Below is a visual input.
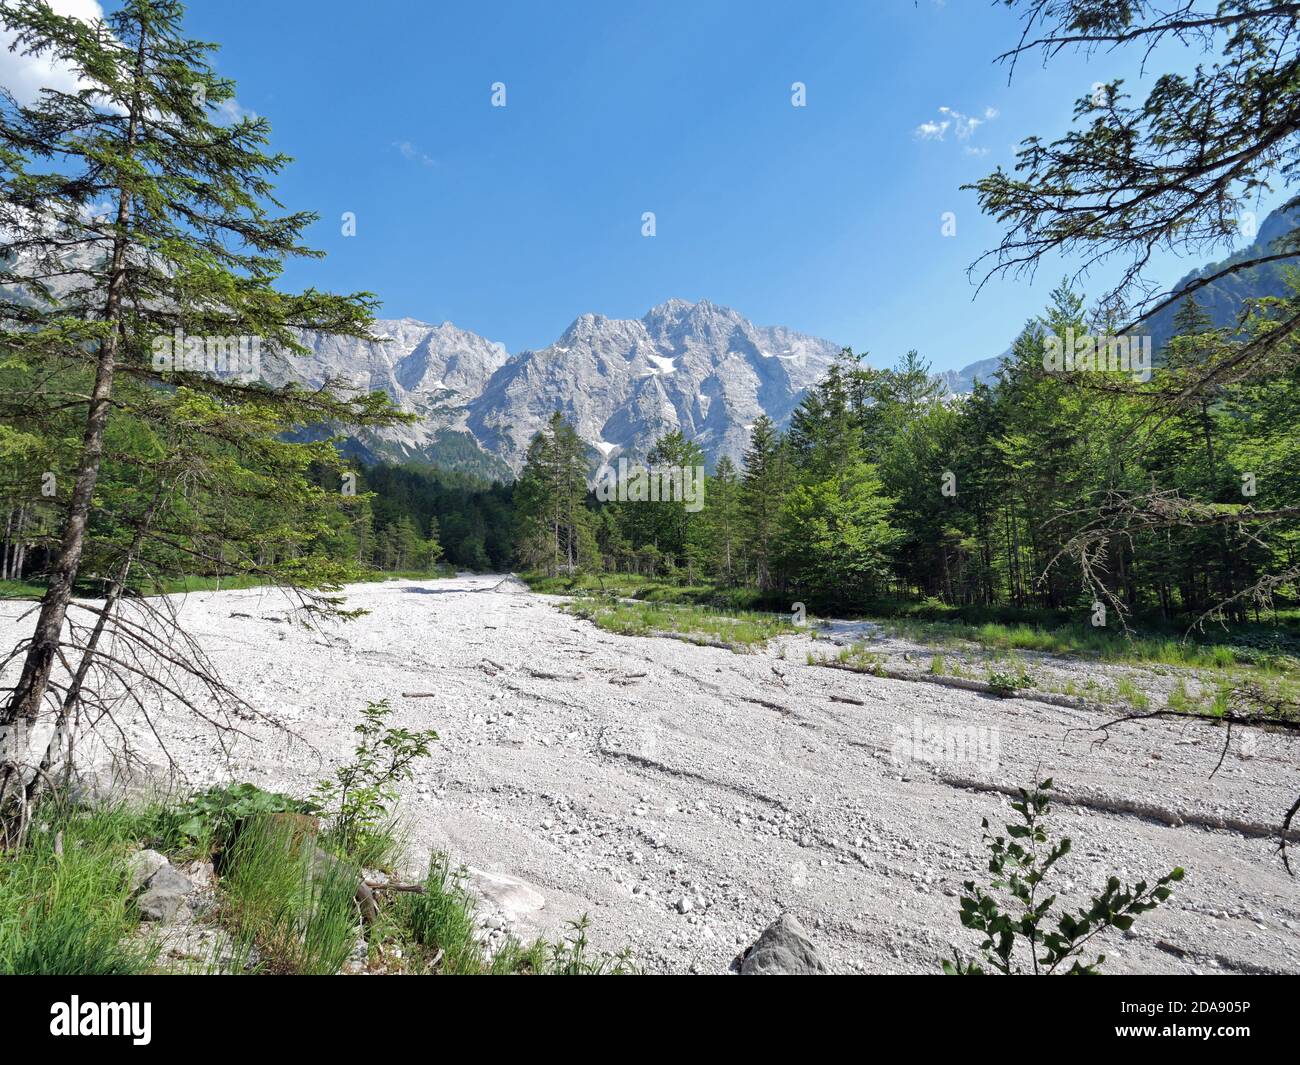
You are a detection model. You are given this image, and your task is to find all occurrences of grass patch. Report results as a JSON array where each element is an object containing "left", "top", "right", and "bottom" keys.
[
  {"left": 0, "top": 773, "right": 635, "bottom": 976},
  {"left": 563, "top": 596, "right": 796, "bottom": 650},
  {"left": 834, "top": 643, "right": 887, "bottom": 675},
  {"left": 0, "top": 579, "right": 45, "bottom": 600},
  {"left": 0, "top": 804, "right": 158, "bottom": 975},
  {"left": 218, "top": 813, "right": 360, "bottom": 975},
  {"left": 522, "top": 570, "right": 765, "bottom": 611},
  {"left": 397, "top": 853, "right": 634, "bottom": 975},
  {"left": 880, "top": 616, "right": 1300, "bottom": 676},
  {"left": 1112, "top": 676, "right": 1149, "bottom": 711}
]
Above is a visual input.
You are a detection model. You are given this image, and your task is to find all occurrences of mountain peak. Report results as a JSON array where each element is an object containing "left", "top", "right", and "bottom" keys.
[
  {"left": 644, "top": 297, "right": 696, "bottom": 316},
  {"left": 294, "top": 298, "right": 844, "bottom": 477}
]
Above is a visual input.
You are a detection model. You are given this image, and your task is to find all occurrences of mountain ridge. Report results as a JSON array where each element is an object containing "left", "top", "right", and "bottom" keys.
[{"left": 297, "top": 297, "right": 846, "bottom": 478}]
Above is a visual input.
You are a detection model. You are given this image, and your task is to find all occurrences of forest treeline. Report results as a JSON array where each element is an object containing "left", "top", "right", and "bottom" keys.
[
  {"left": 513, "top": 281, "right": 1300, "bottom": 625},
  {"left": 6, "top": 276, "right": 1296, "bottom": 628}
]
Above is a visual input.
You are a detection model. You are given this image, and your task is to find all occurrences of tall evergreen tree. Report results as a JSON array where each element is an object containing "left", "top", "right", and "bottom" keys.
[
  {"left": 0, "top": 0, "right": 403, "bottom": 808},
  {"left": 739, "top": 415, "right": 786, "bottom": 593},
  {"left": 514, "top": 412, "right": 594, "bottom": 575}
]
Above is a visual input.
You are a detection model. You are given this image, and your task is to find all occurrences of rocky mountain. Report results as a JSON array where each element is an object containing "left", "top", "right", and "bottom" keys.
[
  {"left": 935, "top": 355, "right": 1002, "bottom": 396},
  {"left": 16, "top": 205, "right": 1291, "bottom": 481},
  {"left": 467, "top": 298, "right": 840, "bottom": 473},
  {"left": 283, "top": 319, "right": 514, "bottom": 478},
  {"left": 295, "top": 299, "right": 842, "bottom": 477},
  {"left": 1138, "top": 205, "right": 1298, "bottom": 352}
]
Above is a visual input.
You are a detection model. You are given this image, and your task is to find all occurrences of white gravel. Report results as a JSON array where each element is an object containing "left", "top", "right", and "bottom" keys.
[{"left": 4, "top": 574, "right": 1299, "bottom": 974}]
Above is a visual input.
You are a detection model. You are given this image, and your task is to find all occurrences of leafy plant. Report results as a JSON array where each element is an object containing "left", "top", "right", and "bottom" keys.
[
  {"left": 398, "top": 852, "right": 635, "bottom": 975},
  {"left": 162, "top": 782, "right": 319, "bottom": 853},
  {"left": 545, "top": 915, "right": 637, "bottom": 975},
  {"left": 0, "top": 804, "right": 157, "bottom": 975},
  {"left": 313, "top": 701, "right": 439, "bottom": 864},
  {"left": 986, "top": 667, "right": 1033, "bottom": 697},
  {"left": 943, "top": 779, "right": 1183, "bottom": 974}
]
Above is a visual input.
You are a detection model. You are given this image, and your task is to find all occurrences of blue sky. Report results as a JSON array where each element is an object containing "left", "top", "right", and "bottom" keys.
[{"left": 177, "top": 0, "right": 1285, "bottom": 372}]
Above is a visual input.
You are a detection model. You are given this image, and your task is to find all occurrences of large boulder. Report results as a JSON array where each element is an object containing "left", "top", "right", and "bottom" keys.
[
  {"left": 739, "top": 914, "right": 828, "bottom": 975},
  {"left": 126, "top": 849, "right": 169, "bottom": 893},
  {"left": 466, "top": 867, "right": 546, "bottom": 922},
  {"left": 136, "top": 863, "right": 195, "bottom": 922}
]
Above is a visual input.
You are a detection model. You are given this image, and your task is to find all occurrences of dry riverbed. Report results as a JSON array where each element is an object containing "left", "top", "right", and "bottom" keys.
[{"left": 3, "top": 575, "right": 1299, "bottom": 974}]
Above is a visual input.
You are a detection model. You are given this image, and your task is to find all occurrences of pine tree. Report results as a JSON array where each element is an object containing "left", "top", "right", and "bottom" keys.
[
  {"left": 705, "top": 455, "right": 740, "bottom": 584},
  {"left": 514, "top": 412, "right": 593, "bottom": 575},
  {"left": 739, "top": 415, "right": 785, "bottom": 593},
  {"left": 0, "top": 0, "right": 404, "bottom": 808}
]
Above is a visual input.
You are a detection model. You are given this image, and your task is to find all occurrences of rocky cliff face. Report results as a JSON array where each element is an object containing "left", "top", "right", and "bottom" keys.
[
  {"left": 143, "top": 207, "right": 1300, "bottom": 478},
  {"left": 282, "top": 319, "right": 513, "bottom": 476},
  {"left": 293, "top": 299, "right": 843, "bottom": 476},
  {"left": 466, "top": 298, "right": 842, "bottom": 472}
]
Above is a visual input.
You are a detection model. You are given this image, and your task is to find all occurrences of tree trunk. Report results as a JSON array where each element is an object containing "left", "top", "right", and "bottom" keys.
[
  {"left": 1, "top": 27, "right": 146, "bottom": 778},
  {"left": 27, "top": 486, "right": 166, "bottom": 807}
]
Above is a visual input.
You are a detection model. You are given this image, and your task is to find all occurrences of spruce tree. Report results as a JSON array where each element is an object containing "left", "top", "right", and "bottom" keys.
[{"left": 0, "top": 0, "right": 404, "bottom": 806}]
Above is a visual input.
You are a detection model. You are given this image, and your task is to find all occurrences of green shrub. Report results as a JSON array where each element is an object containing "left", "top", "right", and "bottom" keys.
[
  {"left": 312, "top": 700, "right": 438, "bottom": 866},
  {"left": 156, "top": 782, "right": 319, "bottom": 855},
  {"left": 986, "top": 668, "right": 1032, "bottom": 697},
  {"left": 944, "top": 780, "right": 1183, "bottom": 974}
]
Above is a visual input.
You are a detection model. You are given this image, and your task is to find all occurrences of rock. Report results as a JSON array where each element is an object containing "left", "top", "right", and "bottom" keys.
[
  {"left": 676, "top": 896, "right": 693, "bottom": 914},
  {"left": 466, "top": 868, "right": 546, "bottom": 923},
  {"left": 127, "top": 849, "right": 168, "bottom": 892},
  {"left": 183, "top": 860, "right": 214, "bottom": 888},
  {"left": 490, "top": 574, "right": 531, "bottom": 595},
  {"left": 739, "top": 914, "right": 828, "bottom": 975},
  {"left": 136, "top": 864, "right": 195, "bottom": 922}
]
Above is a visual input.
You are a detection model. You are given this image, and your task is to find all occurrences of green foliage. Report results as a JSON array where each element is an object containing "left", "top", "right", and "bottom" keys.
[
  {"left": 986, "top": 667, "right": 1033, "bottom": 697},
  {"left": 0, "top": 805, "right": 156, "bottom": 975},
  {"left": 158, "top": 782, "right": 319, "bottom": 854},
  {"left": 355, "top": 463, "right": 512, "bottom": 572},
  {"left": 312, "top": 700, "right": 439, "bottom": 865},
  {"left": 514, "top": 412, "right": 597, "bottom": 575},
  {"left": 944, "top": 780, "right": 1184, "bottom": 974},
  {"left": 399, "top": 852, "right": 497, "bottom": 973},
  {"left": 219, "top": 812, "right": 359, "bottom": 975},
  {"left": 563, "top": 596, "right": 796, "bottom": 650},
  {"left": 398, "top": 852, "right": 634, "bottom": 975},
  {"left": 834, "top": 642, "right": 887, "bottom": 675}
]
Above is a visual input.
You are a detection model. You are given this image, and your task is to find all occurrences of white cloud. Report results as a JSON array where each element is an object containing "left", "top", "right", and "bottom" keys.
[
  {"left": 216, "top": 97, "right": 258, "bottom": 124},
  {"left": 0, "top": 0, "right": 105, "bottom": 104},
  {"left": 393, "top": 140, "right": 436, "bottom": 167},
  {"left": 939, "top": 106, "right": 982, "bottom": 140},
  {"left": 914, "top": 120, "right": 950, "bottom": 141},
  {"left": 964, "top": 146, "right": 990, "bottom": 157},
  {"left": 914, "top": 105, "right": 998, "bottom": 145}
]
